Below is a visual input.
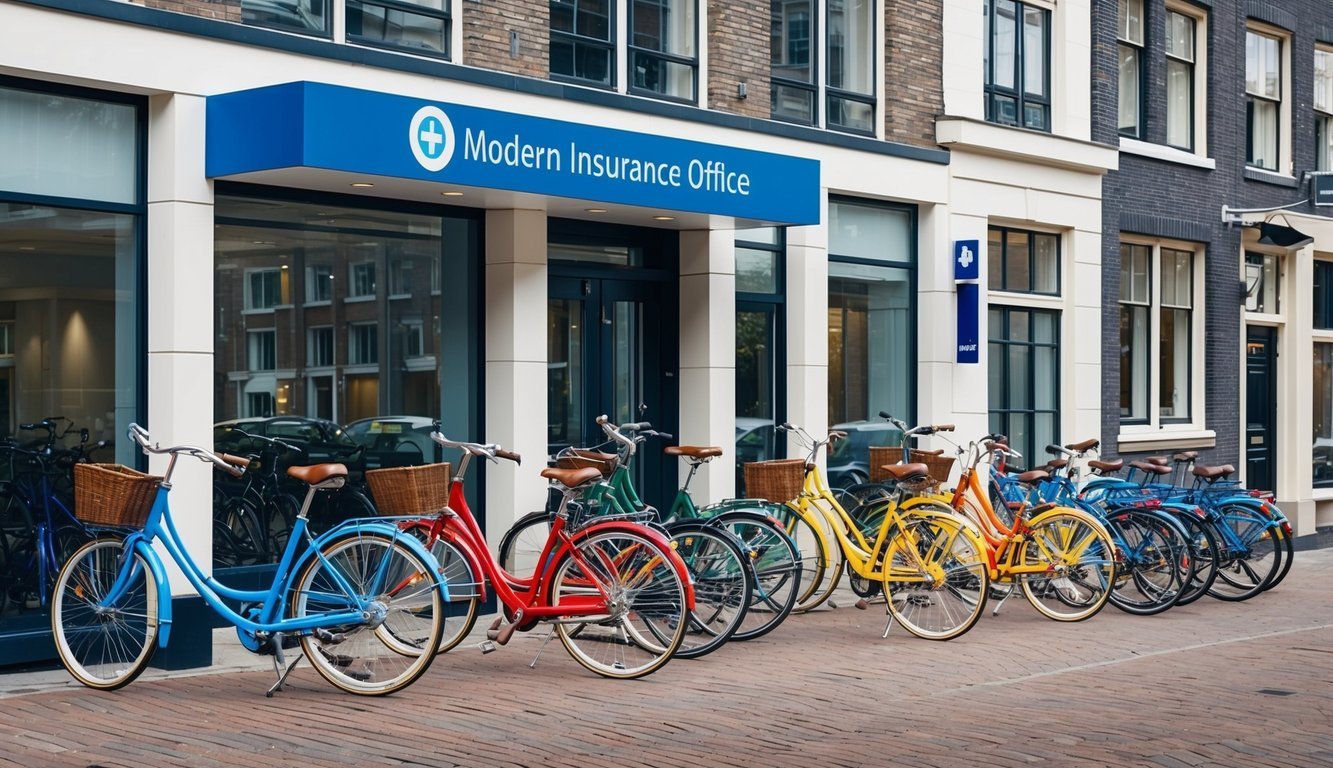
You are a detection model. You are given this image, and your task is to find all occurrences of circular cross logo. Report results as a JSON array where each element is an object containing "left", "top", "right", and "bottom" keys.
[{"left": 409, "top": 105, "right": 455, "bottom": 173}]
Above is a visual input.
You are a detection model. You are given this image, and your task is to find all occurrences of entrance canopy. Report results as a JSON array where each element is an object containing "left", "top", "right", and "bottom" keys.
[{"left": 206, "top": 82, "right": 821, "bottom": 227}]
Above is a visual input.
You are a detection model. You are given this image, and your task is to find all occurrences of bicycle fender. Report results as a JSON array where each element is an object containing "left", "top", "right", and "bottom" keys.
[
  {"left": 131, "top": 537, "right": 173, "bottom": 649},
  {"left": 292, "top": 522, "right": 452, "bottom": 603},
  {"left": 566, "top": 520, "right": 696, "bottom": 610}
]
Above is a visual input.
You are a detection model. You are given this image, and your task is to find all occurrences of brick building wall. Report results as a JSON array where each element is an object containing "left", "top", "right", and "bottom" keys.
[
  {"left": 1097, "top": 0, "right": 1332, "bottom": 466},
  {"left": 141, "top": 0, "right": 239, "bottom": 23},
  {"left": 883, "top": 0, "right": 943, "bottom": 147},
  {"left": 706, "top": 0, "right": 770, "bottom": 118},
  {"left": 461, "top": 0, "right": 549, "bottom": 77}
]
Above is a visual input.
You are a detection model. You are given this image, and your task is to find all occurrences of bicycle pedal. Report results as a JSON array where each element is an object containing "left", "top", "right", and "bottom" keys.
[
  {"left": 853, "top": 598, "right": 868, "bottom": 610},
  {"left": 313, "top": 628, "right": 345, "bottom": 645},
  {"left": 478, "top": 640, "right": 497, "bottom": 654}
]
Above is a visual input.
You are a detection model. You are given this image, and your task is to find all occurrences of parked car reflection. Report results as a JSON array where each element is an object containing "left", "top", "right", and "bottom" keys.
[{"left": 342, "top": 416, "right": 441, "bottom": 470}]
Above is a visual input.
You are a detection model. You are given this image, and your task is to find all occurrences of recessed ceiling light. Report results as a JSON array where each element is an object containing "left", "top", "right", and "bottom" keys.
[
  {"left": 350, "top": 182, "right": 374, "bottom": 188},
  {"left": 442, "top": 191, "right": 464, "bottom": 197},
  {"left": 653, "top": 216, "right": 675, "bottom": 221},
  {"left": 18, "top": 246, "right": 35, "bottom": 251},
  {"left": 585, "top": 208, "right": 608, "bottom": 214}
]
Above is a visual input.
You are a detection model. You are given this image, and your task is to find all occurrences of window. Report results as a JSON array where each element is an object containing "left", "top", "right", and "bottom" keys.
[
  {"left": 735, "top": 227, "right": 785, "bottom": 494},
  {"left": 1165, "top": 9, "right": 1196, "bottom": 150},
  {"left": 389, "top": 257, "right": 413, "bottom": 297},
  {"left": 403, "top": 320, "right": 425, "bottom": 357},
  {"left": 248, "top": 330, "right": 276, "bottom": 371},
  {"left": 827, "top": 0, "right": 875, "bottom": 133},
  {"left": 1316, "top": 260, "right": 1333, "bottom": 330},
  {"left": 350, "top": 323, "right": 378, "bottom": 365},
  {"left": 347, "top": 0, "right": 449, "bottom": 58},
  {"left": 987, "top": 226, "right": 1059, "bottom": 294},
  {"left": 350, "top": 262, "right": 376, "bottom": 298},
  {"left": 1244, "top": 252, "right": 1279, "bottom": 314},
  {"left": 772, "top": 0, "right": 816, "bottom": 124},
  {"left": 306, "top": 264, "right": 333, "bottom": 303},
  {"left": 1119, "top": 240, "right": 1200, "bottom": 426},
  {"left": 247, "top": 269, "right": 286, "bottom": 310},
  {"left": 1118, "top": 0, "right": 1144, "bottom": 138},
  {"left": 241, "top": 0, "right": 328, "bottom": 36},
  {"left": 551, "top": 0, "right": 614, "bottom": 86},
  {"left": 1316, "top": 262, "right": 1333, "bottom": 486},
  {"left": 989, "top": 307, "right": 1059, "bottom": 467},
  {"left": 308, "top": 326, "right": 334, "bottom": 367},
  {"left": 985, "top": 0, "right": 1050, "bottom": 131},
  {"left": 1246, "top": 27, "right": 1283, "bottom": 171},
  {"left": 0, "top": 321, "right": 11, "bottom": 356},
  {"left": 1316, "top": 48, "right": 1333, "bottom": 171},
  {"left": 246, "top": 391, "right": 275, "bottom": 418},
  {"left": 629, "top": 0, "right": 697, "bottom": 102}
]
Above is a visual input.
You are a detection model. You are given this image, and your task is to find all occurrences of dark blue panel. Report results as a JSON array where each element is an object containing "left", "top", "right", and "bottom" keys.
[
  {"left": 957, "top": 282, "right": 979, "bottom": 364},
  {"left": 206, "top": 82, "right": 307, "bottom": 177}
]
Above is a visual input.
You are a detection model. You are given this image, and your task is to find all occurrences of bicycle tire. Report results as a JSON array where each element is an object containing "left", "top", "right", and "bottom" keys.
[
  {"left": 1164, "top": 507, "right": 1218, "bottom": 606},
  {"left": 881, "top": 512, "right": 989, "bottom": 640},
  {"left": 1019, "top": 509, "right": 1116, "bottom": 622},
  {"left": 1102, "top": 507, "right": 1186, "bottom": 616},
  {"left": 289, "top": 530, "right": 444, "bottom": 695},
  {"left": 770, "top": 503, "right": 840, "bottom": 612},
  {"left": 705, "top": 511, "right": 800, "bottom": 641},
  {"left": 51, "top": 537, "right": 159, "bottom": 690},
  {"left": 425, "top": 534, "right": 482, "bottom": 654},
  {"left": 1206, "top": 504, "right": 1281, "bottom": 602},
  {"left": 550, "top": 527, "right": 688, "bottom": 679},
  {"left": 216, "top": 497, "right": 269, "bottom": 566},
  {"left": 663, "top": 522, "right": 751, "bottom": 659},
  {"left": 497, "top": 510, "right": 553, "bottom": 576}
]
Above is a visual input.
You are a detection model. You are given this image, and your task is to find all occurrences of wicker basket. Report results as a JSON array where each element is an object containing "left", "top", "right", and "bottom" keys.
[
  {"left": 73, "top": 463, "right": 162, "bottom": 528},
  {"left": 868, "top": 447, "right": 956, "bottom": 487},
  {"left": 743, "top": 459, "right": 806, "bottom": 503},
  {"left": 364, "top": 462, "right": 452, "bottom": 516},
  {"left": 553, "top": 449, "right": 618, "bottom": 478}
]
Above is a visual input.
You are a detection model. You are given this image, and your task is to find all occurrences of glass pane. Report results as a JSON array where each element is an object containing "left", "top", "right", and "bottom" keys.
[
  {"left": 242, "top": 0, "right": 328, "bottom": 34},
  {"left": 771, "top": 0, "right": 814, "bottom": 83},
  {"left": 1248, "top": 98, "right": 1279, "bottom": 170},
  {"left": 1317, "top": 49, "right": 1333, "bottom": 115},
  {"left": 632, "top": 52, "right": 695, "bottom": 100},
  {"left": 548, "top": 298, "right": 584, "bottom": 446},
  {"left": 633, "top": 0, "right": 695, "bottom": 56},
  {"left": 827, "top": 264, "right": 912, "bottom": 427},
  {"left": 1118, "top": 0, "right": 1143, "bottom": 44},
  {"left": 1119, "top": 44, "right": 1140, "bottom": 136},
  {"left": 992, "top": 0, "right": 1017, "bottom": 90},
  {"left": 1032, "top": 311, "right": 1056, "bottom": 343},
  {"left": 771, "top": 83, "right": 816, "bottom": 124},
  {"left": 0, "top": 87, "right": 137, "bottom": 204},
  {"left": 1034, "top": 345, "right": 1056, "bottom": 408},
  {"left": 1120, "top": 305, "right": 1148, "bottom": 420},
  {"left": 576, "top": 0, "right": 611, "bottom": 40},
  {"left": 1022, "top": 5, "right": 1047, "bottom": 98},
  {"left": 611, "top": 301, "right": 641, "bottom": 427},
  {"left": 1009, "top": 309, "right": 1030, "bottom": 342},
  {"left": 988, "top": 227, "right": 1003, "bottom": 288},
  {"left": 347, "top": 1, "right": 448, "bottom": 55},
  {"left": 736, "top": 226, "right": 778, "bottom": 245},
  {"left": 549, "top": 242, "right": 637, "bottom": 265},
  {"left": 829, "top": 201, "right": 912, "bottom": 262},
  {"left": 1161, "top": 248, "right": 1192, "bottom": 307},
  {"left": 736, "top": 247, "right": 779, "bottom": 293},
  {"left": 1005, "top": 230, "right": 1030, "bottom": 292},
  {"left": 1318, "top": 115, "right": 1333, "bottom": 172},
  {"left": 829, "top": 95, "right": 875, "bottom": 133},
  {"left": 1033, "top": 233, "right": 1058, "bottom": 293},
  {"left": 1245, "top": 252, "right": 1279, "bottom": 314},
  {"left": 1166, "top": 59, "right": 1193, "bottom": 149},
  {"left": 1009, "top": 343, "right": 1031, "bottom": 408},
  {"left": 1159, "top": 307, "right": 1190, "bottom": 419},
  {"left": 827, "top": 0, "right": 873, "bottom": 96},
  {"left": 988, "top": 307, "right": 1004, "bottom": 341},
  {"left": 1246, "top": 31, "right": 1281, "bottom": 99},
  {"left": 1166, "top": 11, "right": 1193, "bottom": 60},
  {"left": 736, "top": 310, "right": 775, "bottom": 420},
  {"left": 1315, "top": 342, "right": 1333, "bottom": 484}
]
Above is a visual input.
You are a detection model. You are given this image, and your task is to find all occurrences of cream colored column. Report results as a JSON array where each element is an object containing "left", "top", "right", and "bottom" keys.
[
  {"left": 785, "top": 200, "right": 829, "bottom": 461},
  {"left": 485, "top": 209, "right": 548, "bottom": 544},
  {"left": 678, "top": 229, "right": 736, "bottom": 500},
  {"left": 146, "top": 93, "right": 214, "bottom": 589}
]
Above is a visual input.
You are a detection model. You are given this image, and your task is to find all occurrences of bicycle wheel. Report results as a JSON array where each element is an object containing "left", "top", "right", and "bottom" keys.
[
  {"left": 1165, "top": 507, "right": 1218, "bottom": 607},
  {"left": 881, "top": 512, "right": 988, "bottom": 640},
  {"left": 708, "top": 512, "right": 800, "bottom": 641},
  {"left": 1207, "top": 504, "right": 1281, "bottom": 602},
  {"left": 497, "top": 510, "right": 554, "bottom": 576},
  {"left": 1102, "top": 508, "right": 1186, "bottom": 616},
  {"left": 550, "top": 528, "right": 688, "bottom": 679},
  {"left": 51, "top": 537, "right": 159, "bottom": 690},
  {"left": 1020, "top": 510, "right": 1116, "bottom": 621},
  {"left": 426, "top": 534, "right": 481, "bottom": 654},
  {"left": 665, "top": 523, "right": 751, "bottom": 659},
  {"left": 770, "top": 504, "right": 840, "bottom": 612},
  {"left": 216, "top": 497, "right": 269, "bottom": 565},
  {"left": 289, "top": 530, "right": 443, "bottom": 695},
  {"left": 262, "top": 493, "right": 300, "bottom": 558}
]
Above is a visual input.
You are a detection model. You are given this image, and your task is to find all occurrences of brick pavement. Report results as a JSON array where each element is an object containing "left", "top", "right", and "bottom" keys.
[{"left": 1, "top": 549, "right": 1331, "bottom": 767}]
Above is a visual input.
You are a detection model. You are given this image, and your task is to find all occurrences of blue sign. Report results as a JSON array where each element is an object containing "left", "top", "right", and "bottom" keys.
[
  {"left": 206, "top": 82, "right": 821, "bottom": 225},
  {"left": 953, "top": 239, "right": 980, "bottom": 281},
  {"left": 957, "top": 282, "right": 979, "bottom": 364}
]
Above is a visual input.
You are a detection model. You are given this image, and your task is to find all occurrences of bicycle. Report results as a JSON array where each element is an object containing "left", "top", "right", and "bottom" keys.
[
  {"left": 211, "top": 429, "right": 303, "bottom": 567},
  {"left": 376, "top": 431, "right": 694, "bottom": 679},
  {"left": 499, "top": 416, "right": 801, "bottom": 646},
  {"left": 762, "top": 421, "right": 991, "bottom": 640},
  {"left": 51, "top": 423, "right": 447, "bottom": 696}
]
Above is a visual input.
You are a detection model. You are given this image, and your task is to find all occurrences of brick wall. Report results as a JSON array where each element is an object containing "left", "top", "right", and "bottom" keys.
[
  {"left": 706, "top": 0, "right": 770, "bottom": 118},
  {"left": 884, "top": 0, "right": 943, "bottom": 147},
  {"left": 461, "top": 0, "right": 549, "bottom": 77}
]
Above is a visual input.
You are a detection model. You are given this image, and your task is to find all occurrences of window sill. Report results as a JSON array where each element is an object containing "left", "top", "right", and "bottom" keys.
[
  {"left": 1117, "top": 428, "right": 1216, "bottom": 452},
  {"left": 1243, "top": 167, "right": 1299, "bottom": 187},
  {"left": 1119, "top": 138, "right": 1215, "bottom": 170},
  {"left": 344, "top": 364, "right": 378, "bottom": 374},
  {"left": 343, "top": 295, "right": 375, "bottom": 304},
  {"left": 304, "top": 300, "right": 332, "bottom": 308}
]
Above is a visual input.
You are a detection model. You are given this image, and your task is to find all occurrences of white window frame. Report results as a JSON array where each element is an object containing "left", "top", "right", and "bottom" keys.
[
  {"left": 1165, "top": 2, "right": 1206, "bottom": 155},
  {"left": 348, "top": 261, "right": 376, "bottom": 300},
  {"left": 244, "top": 268, "right": 286, "bottom": 312},
  {"left": 402, "top": 320, "right": 425, "bottom": 358},
  {"left": 247, "top": 329, "right": 277, "bottom": 371},
  {"left": 1245, "top": 22, "right": 1291, "bottom": 176},
  {"left": 389, "top": 257, "right": 413, "bottom": 298},
  {"left": 1117, "top": 0, "right": 1144, "bottom": 139},
  {"left": 349, "top": 321, "right": 378, "bottom": 365},
  {"left": 1118, "top": 237, "right": 1211, "bottom": 446},
  {"left": 1316, "top": 46, "right": 1333, "bottom": 171},
  {"left": 308, "top": 325, "right": 335, "bottom": 368},
  {"left": 306, "top": 264, "right": 333, "bottom": 305}
]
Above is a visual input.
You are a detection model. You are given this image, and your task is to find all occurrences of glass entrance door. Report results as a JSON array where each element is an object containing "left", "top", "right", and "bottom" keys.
[
  {"left": 549, "top": 277, "right": 674, "bottom": 505},
  {"left": 1245, "top": 326, "right": 1277, "bottom": 491}
]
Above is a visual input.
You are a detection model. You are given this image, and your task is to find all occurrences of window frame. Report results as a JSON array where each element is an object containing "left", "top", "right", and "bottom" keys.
[
  {"left": 824, "top": 0, "right": 877, "bottom": 136},
  {"left": 987, "top": 224, "right": 1061, "bottom": 296},
  {"left": 987, "top": 305, "right": 1061, "bottom": 469},
  {"left": 348, "top": 321, "right": 379, "bottom": 366},
  {"left": 308, "top": 325, "right": 335, "bottom": 368},
  {"left": 245, "top": 267, "right": 286, "bottom": 312},
  {"left": 348, "top": 260, "right": 376, "bottom": 300},
  {"left": 1118, "top": 0, "right": 1145, "bottom": 139},
  {"left": 550, "top": 0, "right": 618, "bottom": 90},
  {"left": 771, "top": 0, "right": 820, "bottom": 127},
  {"left": 1164, "top": 4, "right": 1201, "bottom": 152},
  {"left": 1245, "top": 23, "right": 1288, "bottom": 174},
  {"left": 627, "top": 0, "right": 699, "bottom": 104},
  {"left": 1315, "top": 46, "right": 1333, "bottom": 171},
  {"left": 984, "top": 0, "right": 1051, "bottom": 132},
  {"left": 247, "top": 329, "right": 277, "bottom": 372},
  {"left": 345, "top": 0, "right": 451, "bottom": 60},
  {"left": 1117, "top": 237, "right": 1207, "bottom": 436}
]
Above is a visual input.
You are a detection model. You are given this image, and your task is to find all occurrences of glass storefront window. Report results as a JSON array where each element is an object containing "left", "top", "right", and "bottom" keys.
[
  {"left": 1316, "top": 343, "right": 1333, "bottom": 486},
  {"left": 736, "top": 228, "right": 784, "bottom": 495},
  {"left": 0, "top": 86, "right": 138, "bottom": 204}
]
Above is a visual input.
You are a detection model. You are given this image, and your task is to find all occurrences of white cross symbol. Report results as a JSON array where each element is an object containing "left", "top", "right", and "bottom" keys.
[
  {"left": 958, "top": 245, "right": 974, "bottom": 270},
  {"left": 419, "top": 118, "right": 444, "bottom": 157}
]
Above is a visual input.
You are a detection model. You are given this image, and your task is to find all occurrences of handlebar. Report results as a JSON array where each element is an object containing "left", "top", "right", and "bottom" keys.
[
  {"left": 127, "top": 423, "right": 247, "bottom": 478},
  {"left": 429, "top": 431, "right": 521, "bottom": 465}
]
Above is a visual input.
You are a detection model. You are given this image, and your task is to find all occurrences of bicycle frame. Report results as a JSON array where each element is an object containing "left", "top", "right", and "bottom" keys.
[{"left": 2, "top": 448, "right": 89, "bottom": 608}]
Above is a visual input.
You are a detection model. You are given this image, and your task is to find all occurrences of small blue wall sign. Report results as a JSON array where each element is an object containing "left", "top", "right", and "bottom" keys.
[{"left": 954, "top": 239, "right": 980, "bottom": 281}]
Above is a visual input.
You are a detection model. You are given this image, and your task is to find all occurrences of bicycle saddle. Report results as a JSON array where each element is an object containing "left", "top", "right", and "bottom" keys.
[
  {"left": 664, "top": 445, "right": 723, "bottom": 459},
  {"left": 287, "top": 463, "right": 348, "bottom": 484}
]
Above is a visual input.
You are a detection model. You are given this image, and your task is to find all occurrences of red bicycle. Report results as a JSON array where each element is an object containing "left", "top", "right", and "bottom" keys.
[{"left": 368, "top": 433, "right": 694, "bottom": 679}]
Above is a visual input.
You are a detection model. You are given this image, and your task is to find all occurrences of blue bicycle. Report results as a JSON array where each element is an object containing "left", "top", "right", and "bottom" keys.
[{"left": 51, "top": 423, "right": 447, "bottom": 696}]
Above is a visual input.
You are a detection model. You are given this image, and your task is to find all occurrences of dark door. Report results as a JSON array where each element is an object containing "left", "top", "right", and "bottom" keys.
[
  {"left": 549, "top": 276, "right": 676, "bottom": 506},
  {"left": 1245, "top": 326, "right": 1277, "bottom": 491}
]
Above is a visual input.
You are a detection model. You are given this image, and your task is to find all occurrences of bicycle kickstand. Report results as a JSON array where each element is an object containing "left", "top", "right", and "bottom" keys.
[
  {"left": 880, "top": 607, "right": 895, "bottom": 639},
  {"left": 266, "top": 632, "right": 301, "bottom": 698},
  {"left": 991, "top": 584, "right": 1014, "bottom": 616},
  {"left": 528, "top": 626, "right": 558, "bottom": 669}
]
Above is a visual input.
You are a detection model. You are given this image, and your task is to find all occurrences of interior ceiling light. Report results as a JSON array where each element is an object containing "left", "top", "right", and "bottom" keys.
[
  {"left": 653, "top": 215, "right": 675, "bottom": 221},
  {"left": 585, "top": 208, "right": 608, "bottom": 213},
  {"left": 350, "top": 182, "right": 374, "bottom": 188},
  {"left": 442, "top": 191, "right": 464, "bottom": 197}
]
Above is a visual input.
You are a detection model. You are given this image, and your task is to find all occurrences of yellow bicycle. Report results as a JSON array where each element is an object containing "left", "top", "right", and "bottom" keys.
[{"left": 747, "top": 423, "right": 990, "bottom": 640}]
